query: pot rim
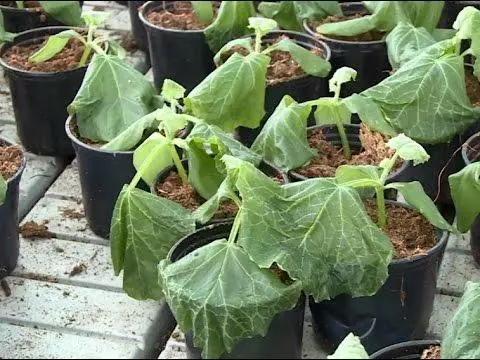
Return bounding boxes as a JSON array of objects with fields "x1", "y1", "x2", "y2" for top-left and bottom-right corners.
[
  {"x1": 369, "y1": 339, "x2": 441, "y2": 359},
  {"x1": 0, "y1": 26, "x2": 92, "y2": 77},
  {"x1": 0, "y1": 137, "x2": 26, "y2": 184},
  {"x1": 462, "y1": 131, "x2": 480, "y2": 165}
]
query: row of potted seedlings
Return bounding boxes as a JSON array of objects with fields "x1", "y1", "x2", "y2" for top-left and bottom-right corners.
[{"x1": 0, "y1": 1, "x2": 480, "y2": 359}]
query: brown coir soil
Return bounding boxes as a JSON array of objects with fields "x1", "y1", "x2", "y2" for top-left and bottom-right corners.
[
  {"x1": 294, "y1": 123, "x2": 402, "y2": 178},
  {"x1": 156, "y1": 170, "x2": 285, "y2": 218},
  {"x1": 146, "y1": 1, "x2": 218, "y2": 30},
  {"x1": 20, "y1": 221, "x2": 52, "y2": 239},
  {"x1": 0, "y1": 1, "x2": 41, "y2": 8},
  {"x1": 421, "y1": 346, "x2": 441, "y2": 359},
  {"x1": 466, "y1": 66, "x2": 480, "y2": 107},
  {"x1": 0, "y1": 142, "x2": 23, "y2": 180},
  {"x1": 3, "y1": 36, "x2": 91, "y2": 73},
  {"x1": 311, "y1": 13, "x2": 385, "y2": 42},
  {"x1": 364, "y1": 199, "x2": 437, "y2": 259}
]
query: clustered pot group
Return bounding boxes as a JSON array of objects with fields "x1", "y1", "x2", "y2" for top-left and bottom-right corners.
[{"x1": 1, "y1": 1, "x2": 480, "y2": 360}]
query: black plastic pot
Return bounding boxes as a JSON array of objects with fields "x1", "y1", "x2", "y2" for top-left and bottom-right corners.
[
  {"x1": 303, "y1": 2, "x2": 390, "y2": 97},
  {"x1": 370, "y1": 340, "x2": 440, "y2": 359},
  {"x1": 0, "y1": 1, "x2": 83, "y2": 33},
  {"x1": 167, "y1": 220, "x2": 306, "y2": 359},
  {"x1": 438, "y1": 1, "x2": 480, "y2": 28},
  {"x1": 288, "y1": 124, "x2": 411, "y2": 183},
  {"x1": 139, "y1": 1, "x2": 216, "y2": 92},
  {"x1": 309, "y1": 201, "x2": 449, "y2": 355},
  {"x1": 0, "y1": 26, "x2": 89, "y2": 157},
  {"x1": 0, "y1": 138, "x2": 25, "y2": 280},
  {"x1": 461, "y1": 131, "x2": 480, "y2": 266},
  {"x1": 65, "y1": 116, "x2": 149, "y2": 239},
  {"x1": 128, "y1": 1, "x2": 148, "y2": 52},
  {"x1": 236, "y1": 30, "x2": 331, "y2": 147}
]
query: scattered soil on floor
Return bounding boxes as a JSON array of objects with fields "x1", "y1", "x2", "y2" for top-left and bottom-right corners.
[
  {"x1": 0, "y1": 279, "x2": 11, "y2": 297},
  {"x1": 466, "y1": 66, "x2": 480, "y2": 107},
  {"x1": 0, "y1": 1, "x2": 40, "y2": 8},
  {"x1": 20, "y1": 221, "x2": 52, "y2": 239},
  {"x1": 69, "y1": 119, "x2": 105, "y2": 148},
  {"x1": 421, "y1": 345, "x2": 441, "y2": 359},
  {"x1": 69, "y1": 262, "x2": 86, "y2": 277},
  {"x1": 270, "y1": 263, "x2": 294, "y2": 285},
  {"x1": 156, "y1": 169, "x2": 285, "y2": 218},
  {"x1": 0, "y1": 142, "x2": 23, "y2": 180},
  {"x1": 120, "y1": 32, "x2": 137, "y2": 52},
  {"x1": 364, "y1": 199, "x2": 437, "y2": 259},
  {"x1": 3, "y1": 35, "x2": 93, "y2": 73},
  {"x1": 311, "y1": 13, "x2": 385, "y2": 42},
  {"x1": 294, "y1": 123, "x2": 402, "y2": 178},
  {"x1": 146, "y1": 1, "x2": 218, "y2": 30},
  {"x1": 61, "y1": 207, "x2": 84, "y2": 220}
]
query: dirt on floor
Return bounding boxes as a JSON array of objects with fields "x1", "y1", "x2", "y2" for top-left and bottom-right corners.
[
  {"x1": 20, "y1": 221, "x2": 53, "y2": 239},
  {"x1": 146, "y1": 1, "x2": 218, "y2": 30}
]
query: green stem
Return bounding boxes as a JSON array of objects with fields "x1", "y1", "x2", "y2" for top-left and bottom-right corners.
[
  {"x1": 379, "y1": 153, "x2": 399, "y2": 184},
  {"x1": 228, "y1": 209, "x2": 242, "y2": 244},
  {"x1": 78, "y1": 46, "x2": 92, "y2": 67},
  {"x1": 229, "y1": 192, "x2": 242, "y2": 208},
  {"x1": 255, "y1": 32, "x2": 262, "y2": 53},
  {"x1": 375, "y1": 186, "x2": 386, "y2": 229},
  {"x1": 333, "y1": 106, "x2": 351, "y2": 159},
  {"x1": 170, "y1": 144, "x2": 188, "y2": 185}
]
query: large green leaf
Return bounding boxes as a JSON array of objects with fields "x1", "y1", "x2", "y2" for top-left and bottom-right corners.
[
  {"x1": 39, "y1": 1, "x2": 83, "y2": 26},
  {"x1": 449, "y1": 162, "x2": 480, "y2": 232},
  {"x1": 185, "y1": 52, "x2": 269, "y2": 132},
  {"x1": 230, "y1": 159, "x2": 393, "y2": 302},
  {"x1": 251, "y1": 95, "x2": 315, "y2": 171},
  {"x1": 442, "y1": 281, "x2": 480, "y2": 359},
  {"x1": 110, "y1": 186, "x2": 195, "y2": 300},
  {"x1": 68, "y1": 54, "x2": 157, "y2": 142},
  {"x1": 328, "y1": 333, "x2": 369, "y2": 359},
  {"x1": 0, "y1": 176, "x2": 6, "y2": 206},
  {"x1": 361, "y1": 39, "x2": 480, "y2": 144},
  {"x1": 204, "y1": 1, "x2": 255, "y2": 53},
  {"x1": 158, "y1": 240, "x2": 302, "y2": 359}
]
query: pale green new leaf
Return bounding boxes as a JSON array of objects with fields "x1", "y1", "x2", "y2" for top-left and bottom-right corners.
[
  {"x1": 204, "y1": 1, "x2": 255, "y2": 53},
  {"x1": 161, "y1": 79, "x2": 185, "y2": 102},
  {"x1": 68, "y1": 54, "x2": 157, "y2": 142},
  {"x1": 111, "y1": 186, "x2": 195, "y2": 300},
  {"x1": 329, "y1": 67, "x2": 357, "y2": 97},
  {"x1": 316, "y1": 14, "x2": 377, "y2": 37},
  {"x1": 191, "y1": 1, "x2": 214, "y2": 24},
  {"x1": 248, "y1": 17, "x2": 278, "y2": 37},
  {"x1": 328, "y1": 333, "x2": 369, "y2": 359},
  {"x1": 442, "y1": 281, "x2": 480, "y2": 359},
  {"x1": 251, "y1": 95, "x2": 316, "y2": 171},
  {"x1": 81, "y1": 10, "x2": 110, "y2": 27},
  {"x1": 213, "y1": 38, "x2": 253, "y2": 66},
  {"x1": 336, "y1": 165, "x2": 382, "y2": 188},
  {"x1": 453, "y1": 6, "x2": 480, "y2": 78},
  {"x1": 133, "y1": 133, "x2": 173, "y2": 186},
  {"x1": 386, "y1": 134, "x2": 430, "y2": 165},
  {"x1": 39, "y1": 1, "x2": 83, "y2": 26},
  {"x1": 28, "y1": 29, "x2": 79, "y2": 63},
  {"x1": 385, "y1": 181, "x2": 456, "y2": 232},
  {"x1": 231, "y1": 160, "x2": 394, "y2": 301},
  {"x1": 449, "y1": 162, "x2": 480, "y2": 232},
  {"x1": 159, "y1": 240, "x2": 302, "y2": 359},
  {"x1": 185, "y1": 52, "x2": 269, "y2": 132},
  {"x1": 0, "y1": 176, "x2": 6, "y2": 206},
  {"x1": 314, "y1": 101, "x2": 351, "y2": 126}
]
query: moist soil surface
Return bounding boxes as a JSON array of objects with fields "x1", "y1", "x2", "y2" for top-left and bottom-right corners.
[
  {"x1": 294, "y1": 123, "x2": 402, "y2": 178},
  {"x1": 3, "y1": 36, "x2": 91, "y2": 73},
  {"x1": 364, "y1": 199, "x2": 438, "y2": 259},
  {"x1": 311, "y1": 13, "x2": 385, "y2": 42},
  {"x1": 0, "y1": 1, "x2": 41, "y2": 8},
  {"x1": 20, "y1": 220, "x2": 53, "y2": 239},
  {"x1": 0, "y1": 142, "x2": 23, "y2": 180},
  {"x1": 69, "y1": 119, "x2": 105, "y2": 148},
  {"x1": 155, "y1": 169, "x2": 285, "y2": 219},
  {"x1": 146, "y1": 1, "x2": 218, "y2": 30},
  {"x1": 421, "y1": 345, "x2": 441, "y2": 359},
  {"x1": 466, "y1": 66, "x2": 480, "y2": 107}
]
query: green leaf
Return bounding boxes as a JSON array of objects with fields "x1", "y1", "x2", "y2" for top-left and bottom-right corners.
[
  {"x1": 38, "y1": 1, "x2": 83, "y2": 26},
  {"x1": 442, "y1": 281, "x2": 480, "y2": 359},
  {"x1": 314, "y1": 100, "x2": 351, "y2": 126},
  {"x1": 449, "y1": 162, "x2": 480, "y2": 232},
  {"x1": 248, "y1": 16, "x2": 278, "y2": 37},
  {"x1": 191, "y1": 1, "x2": 214, "y2": 24},
  {"x1": 161, "y1": 79, "x2": 186, "y2": 103},
  {"x1": 265, "y1": 38, "x2": 331, "y2": 77},
  {"x1": 193, "y1": 176, "x2": 237, "y2": 224},
  {"x1": 251, "y1": 95, "x2": 316, "y2": 172},
  {"x1": 336, "y1": 165, "x2": 383, "y2": 189},
  {"x1": 133, "y1": 133, "x2": 173, "y2": 186},
  {"x1": 328, "y1": 333, "x2": 369, "y2": 359},
  {"x1": 317, "y1": 14, "x2": 377, "y2": 37},
  {"x1": 385, "y1": 181, "x2": 456, "y2": 232},
  {"x1": 386, "y1": 133, "x2": 430, "y2": 165},
  {"x1": 185, "y1": 52, "x2": 269, "y2": 132},
  {"x1": 231, "y1": 160, "x2": 394, "y2": 302},
  {"x1": 81, "y1": 10, "x2": 110, "y2": 27},
  {"x1": 68, "y1": 54, "x2": 157, "y2": 142},
  {"x1": 213, "y1": 38, "x2": 253, "y2": 66},
  {"x1": 329, "y1": 67, "x2": 357, "y2": 97},
  {"x1": 453, "y1": 6, "x2": 480, "y2": 79},
  {"x1": 158, "y1": 240, "x2": 302, "y2": 359},
  {"x1": 28, "y1": 29, "x2": 78, "y2": 63},
  {"x1": 106, "y1": 40, "x2": 126, "y2": 59},
  {"x1": 110, "y1": 186, "x2": 195, "y2": 300},
  {"x1": 0, "y1": 176, "x2": 7, "y2": 206},
  {"x1": 204, "y1": 1, "x2": 255, "y2": 53},
  {"x1": 0, "y1": 11, "x2": 15, "y2": 43}
]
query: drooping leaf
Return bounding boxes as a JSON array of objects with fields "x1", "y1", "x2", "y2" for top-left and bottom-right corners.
[
  {"x1": 110, "y1": 186, "x2": 195, "y2": 300},
  {"x1": 80, "y1": 10, "x2": 110, "y2": 27},
  {"x1": 28, "y1": 29, "x2": 79, "y2": 63},
  {"x1": 327, "y1": 333, "x2": 369, "y2": 359},
  {"x1": 329, "y1": 67, "x2": 357, "y2": 98},
  {"x1": 251, "y1": 95, "x2": 316, "y2": 171},
  {"x1": 0, "y1": 176, "x2": 7, "y2": 206},
  {"x1": 316, "y1": 13, "x2": 377, "y2": 37},
  {"x1": 453, "y1": 6, "x2": 480, "y2": 79},
  {"x1": 247, "y1": 16, "x2": 278, "y2": 37},
  {"x1": 442, "y1": 281, "x2": 480, "y2": 359},
  {"x1": 336, "y1": 165, "x2": 383, "y2": 189},
  {"x1": 385, "y1": 181, "x2": 457, "y2": 232},
  {"x1": 386, "y1": 133, "x2": 430, "y2": 165},
  {"x1": 213, "y1": 38, "x2": 253, "y2": 66},
  {"x1": 449, "y1": 162, "x2": 480, "y2": 232},
  {"x1": 191, "y1": 1, "x2": 214, "y2": 24},
  {"x1": 193, "y1": 176, "x2": 237, "y2": 224},
  {"x1": 159, "y1": 239, "x2": 302, "y2": 359},
  {"x1": 39, "y1": 1, "x2": 83, "y2": 26},
  {"x1": 185, "y1": 52, "x2": 269, "y2": 132},
  {"x1": 133, "y1": 133, "x2": 173, "y2": 186},
  {"x1": 68, "y1": 54, "x2": 157, "y2": 142},
  {"x1": 204, "y1": 1, "x2": 255, "y2": 53}
]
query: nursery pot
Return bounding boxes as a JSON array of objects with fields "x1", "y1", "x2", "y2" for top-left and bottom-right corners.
[
  {"x1": 0, "y1": 1, "x2": 83, "y2": 33},
  {"x1": 65, "y1": 116, "x2": 148, "y2": 239},
  {"x1": 128, "y1": 1, "x2": 148, "y2": 52},
  {"x1": 303, "y1": 2, "x2": 390, "y2": 97},
  {"x1": 0, "y1": 138, "x2": 25, "y2": 280},
  {"x1": 139, "y1": 1, "x2": 216, "y2": 92},
  {"x1": 167, "y1": 220, "x2": 306, "y2": 359},
  {"x1": 370, "y1": 340, "x2": 441, "y2": 359},
  {"x1": 0, "y1": 26, "x2": 89, "y2": 157},
  {"x1": 462, "y1": 131, "x2": 480, "y2": 266},
  {"x1": 236, "y1": 30, "x2": 332, "y2": 147},
  {"x1": 308, "y1": 201, "x2": 449, "y2": 355},
  {"x1": 288, "y1": 124, "x2": 411, "y2": 183}
]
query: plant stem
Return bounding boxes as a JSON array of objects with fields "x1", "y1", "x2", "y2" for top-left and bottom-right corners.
[
  {"x1": 78, "y1": 46, "x2": 92, "y2": 67},
  {"x1": 228, "y1": 209, "x2": 242, "y2": 244},
  {"x1": 169, "y1": 144, "x2": 188, "y2": 185},
  {"x1": 333, "y1": 107, "x2": 351, "y2": 159},
  {"x1": 255, "y1": 32, "x2": 262, "y2": 53},
  {"x1": 375, "y1": 186, "x2": 387, "y2": 229}
]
